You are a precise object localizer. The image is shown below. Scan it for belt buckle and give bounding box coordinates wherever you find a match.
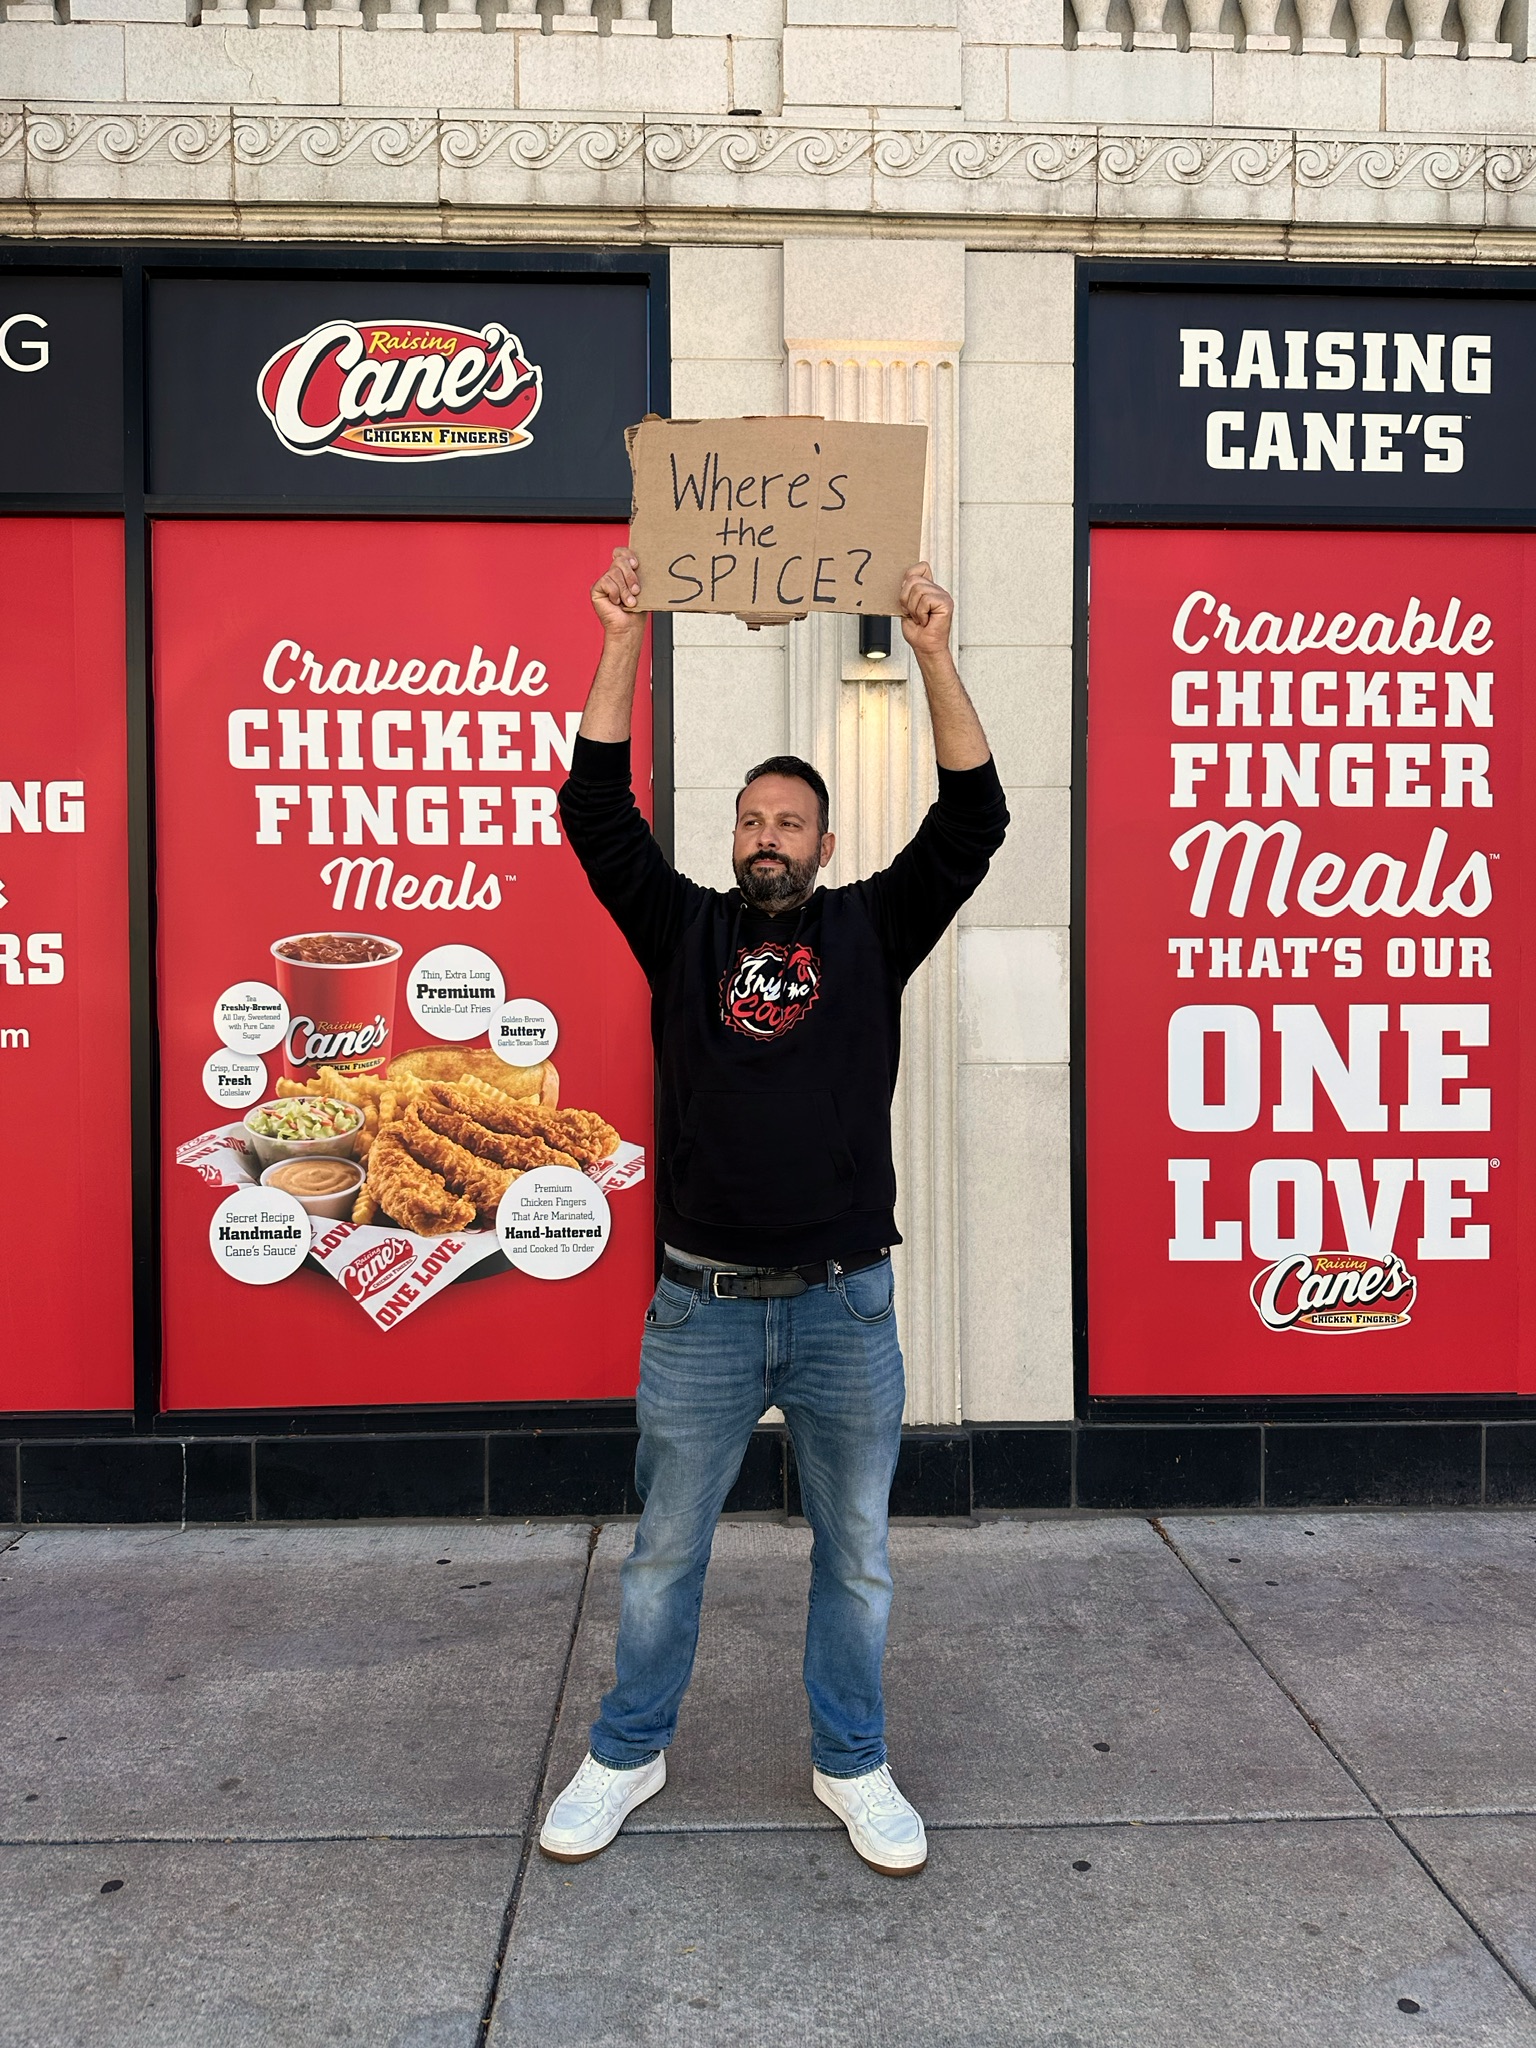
[710,1270,736,1300]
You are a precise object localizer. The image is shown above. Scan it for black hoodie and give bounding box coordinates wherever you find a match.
[558,735,1010,1267]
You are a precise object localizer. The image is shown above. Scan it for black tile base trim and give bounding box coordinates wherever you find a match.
[22,1439,184,1524]
[254,1436,485,1521]
[5,1415,1533,1522]
[186,1439,253,1524]
[1486,1423,1536,1506]
[891,1433,972,1518]
[972,1428,1072,1511]
[490,1430,638,1518]
[1078,1425,1261,1512]
[1265,1422,1481,1509]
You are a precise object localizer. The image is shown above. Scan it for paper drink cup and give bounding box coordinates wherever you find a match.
[270,932,403,1084]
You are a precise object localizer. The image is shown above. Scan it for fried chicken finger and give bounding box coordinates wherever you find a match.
[400,1106,516,1222]
[442,1077,620,1166]
[415,1092,577,1173]
[367,1130,475,1236]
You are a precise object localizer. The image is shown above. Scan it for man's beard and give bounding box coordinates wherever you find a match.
[734,848,820,910]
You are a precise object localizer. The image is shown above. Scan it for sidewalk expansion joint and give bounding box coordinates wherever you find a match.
[1151,1515,1536,2016]
[0,1828,527,1849]
[613,1811,1405,1837]
[475,1518,599,2047]
[1383,1804,1536,1820]
[9,1804,1535,1857]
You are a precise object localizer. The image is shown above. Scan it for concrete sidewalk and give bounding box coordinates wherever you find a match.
[2,1513,1535,2047]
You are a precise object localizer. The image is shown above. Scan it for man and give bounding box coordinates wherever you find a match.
[539,548,1008,1877]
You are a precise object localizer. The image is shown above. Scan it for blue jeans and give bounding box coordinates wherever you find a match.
[590,1256,906,1779]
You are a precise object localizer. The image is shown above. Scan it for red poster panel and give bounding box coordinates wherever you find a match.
[1086,528,1532,1397]
[154,522,654,1410]
[0,519,134,1411]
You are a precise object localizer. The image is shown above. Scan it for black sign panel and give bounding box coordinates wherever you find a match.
[1086,287,1536,520]
[147,275,649,509]
[0,276,123,498]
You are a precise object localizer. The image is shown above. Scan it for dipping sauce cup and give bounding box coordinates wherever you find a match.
[271,931,402,1085]
[260,1155,365,1222]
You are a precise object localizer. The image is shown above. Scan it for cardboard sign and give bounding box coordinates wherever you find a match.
[626,416,928,624]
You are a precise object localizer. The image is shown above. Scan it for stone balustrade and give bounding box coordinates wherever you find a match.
[1,0,659,25]
[1072,0,1511,56]
[2,0,1517,53]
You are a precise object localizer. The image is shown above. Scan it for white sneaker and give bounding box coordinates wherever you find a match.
[813,1762,928,1877]
[538,1752,666,1863]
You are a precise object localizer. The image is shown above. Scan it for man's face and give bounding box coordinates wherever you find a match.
[732,774,835,912]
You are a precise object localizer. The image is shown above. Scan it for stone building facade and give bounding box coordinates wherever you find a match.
[5,0,1534,1470]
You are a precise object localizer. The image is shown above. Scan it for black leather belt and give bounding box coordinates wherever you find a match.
[662,1248,888,1300]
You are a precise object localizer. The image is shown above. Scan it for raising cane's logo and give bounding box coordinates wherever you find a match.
[284,1010,390,1072]
[342,1236,419,1302]
[720,941,822,1040]
[258,318,543,463]
[1251,1250,1417,1334]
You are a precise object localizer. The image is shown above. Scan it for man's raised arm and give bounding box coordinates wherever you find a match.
[579,547,646,742]
[899,562,993,771]
[558,548,700,982]
[859,563,1010,979]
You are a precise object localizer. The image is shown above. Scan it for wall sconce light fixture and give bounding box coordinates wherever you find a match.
[858,614,893,662]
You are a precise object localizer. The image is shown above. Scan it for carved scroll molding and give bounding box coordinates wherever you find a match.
[783,240,966,1428]
[13,109,1536,209]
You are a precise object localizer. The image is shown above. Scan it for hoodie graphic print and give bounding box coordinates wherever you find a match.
[719,936,823,1040]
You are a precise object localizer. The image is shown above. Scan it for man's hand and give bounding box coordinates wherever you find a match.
[592,547,645,639]
[898,563,955,663]
[580,548,646,742]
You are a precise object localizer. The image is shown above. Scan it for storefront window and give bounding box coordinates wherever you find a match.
[0,251,665,1415]
[1082,275,1536,1400]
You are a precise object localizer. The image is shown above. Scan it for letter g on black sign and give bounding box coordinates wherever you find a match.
[0,315,48,374]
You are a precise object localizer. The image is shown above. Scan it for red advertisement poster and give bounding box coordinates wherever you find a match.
[0,519,134,1411]
[154,521,654,1410]
[1086,527,1531,1397]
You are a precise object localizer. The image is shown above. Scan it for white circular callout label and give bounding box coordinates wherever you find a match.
[406,945,505,1044]
[203,1049,268,1110]
[497,1166,610,1281]
[209,1187,311,1286]
[214,980,289,1057]
[490,999,559,1068]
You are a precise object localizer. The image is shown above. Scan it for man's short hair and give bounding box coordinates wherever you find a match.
[737,755,830,837]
